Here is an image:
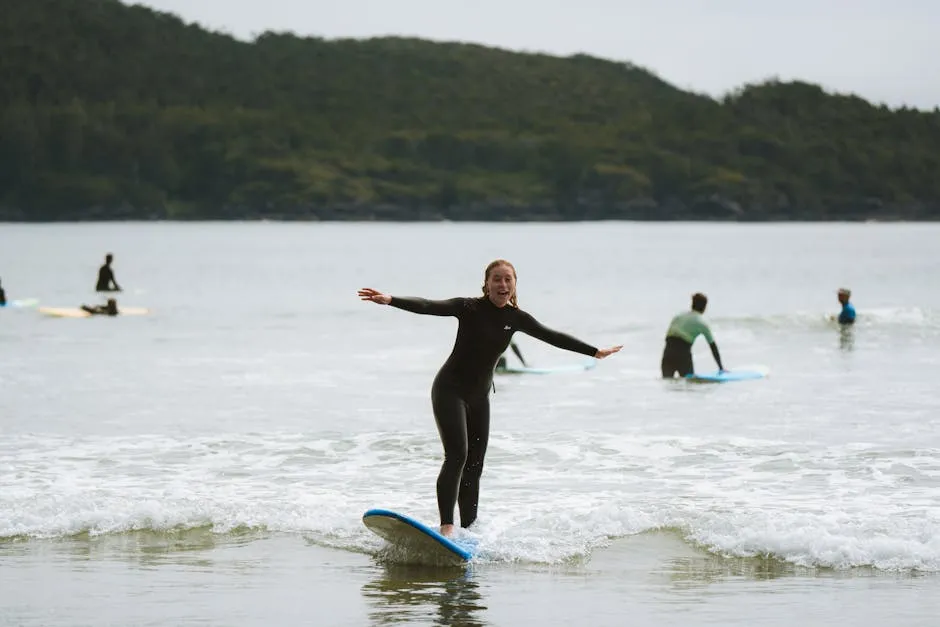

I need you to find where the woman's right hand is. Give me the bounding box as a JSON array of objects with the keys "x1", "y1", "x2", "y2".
[
  {"x1": 358, "y1": 288, "x2": 391, "y2": 305},
  {"x1": 594, "y1": 345, "x2": 623, "y2": 359}
]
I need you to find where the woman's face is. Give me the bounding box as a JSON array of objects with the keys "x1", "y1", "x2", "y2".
[{"x1": 485, "y1": 264, "x2": 516, "y2": 307}]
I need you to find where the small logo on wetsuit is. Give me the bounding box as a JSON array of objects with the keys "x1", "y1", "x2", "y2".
[{"x1": 503, "y1": 325, "x2": 512, "y2": 330}]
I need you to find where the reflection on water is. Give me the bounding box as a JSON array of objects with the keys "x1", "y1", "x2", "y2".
[
  {"x1": 664, "y1": 551, "x2": 933, "y2": 589},
  {"x1": 839, "y1": 325, "x2": 856, "y2": 351},
  {"x1": 665, "y1": 553, "x2": 817, "y2": 587},
  {"x1": 1, "y1": 527, "x2": 267, "y2": 572},
  {"x1": 362, "y1": 563, "x2": 487, "y2": 626},
  {"x1": 604, "y1": 530, "x2": 937, "y2": 598}
]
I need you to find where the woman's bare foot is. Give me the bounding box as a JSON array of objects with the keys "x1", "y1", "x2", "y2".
[{"x1": 439, "y1": 524, "x2": 455, "y2": 537}]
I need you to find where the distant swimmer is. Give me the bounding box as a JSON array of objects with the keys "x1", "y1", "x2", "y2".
[
  {"x1": 95, "y1": 254, "x2": 122, "y2": 292},
  {"x1": 81, "y1": 298, "x2": 119, "y2": 316},
  {"x1": 0, "y1": 278, "x2": 6, "y2": 306},
  {"x1": 661, "y1": 292, "x2": 725, "y2": 378},
  {"x1": 496, "y1": 341, "x2": 528, "y2": 371},
  {"x1": 833, "y1": 288, "x2": 856, "y2": 325},
  {"x1": 359, "y1": 259, "x2": 622, "y2": 538}
]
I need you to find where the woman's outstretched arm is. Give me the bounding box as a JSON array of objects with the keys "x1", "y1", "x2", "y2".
[
  {"x1": 359, "y1": 288, "x2": 466, "y2": 317},
  {"x1": 517, "y1": 311, "x2": 622, "y2": 359}
]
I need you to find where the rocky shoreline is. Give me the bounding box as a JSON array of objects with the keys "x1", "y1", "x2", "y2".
[{"x1": 2, "y1": 195, "x2": 936, "y2": 222}]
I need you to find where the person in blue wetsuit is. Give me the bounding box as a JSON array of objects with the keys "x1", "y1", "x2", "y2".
[
  {"x1": 359, "y1": 259, "x2": 622, "y2": 538},
  {"x1": 835, "y1": 288, "x2": 856, "y2": 325}
]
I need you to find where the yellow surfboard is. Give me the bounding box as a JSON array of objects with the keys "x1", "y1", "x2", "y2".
[{"x1": 39, "y1": 306, "x2": 150, "y2": 318}]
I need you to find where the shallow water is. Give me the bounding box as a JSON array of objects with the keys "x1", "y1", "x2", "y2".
[{"x1": 1, "y1": 221, "x2": 939, "y2": 625}]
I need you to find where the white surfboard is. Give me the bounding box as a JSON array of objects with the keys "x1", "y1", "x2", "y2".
[{"x1": 39, "y1": 306, "x2": 150, "y2": 318}]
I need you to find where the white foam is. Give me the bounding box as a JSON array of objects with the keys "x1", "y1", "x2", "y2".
[{"x1": 3, "y1": 431, "x2": 939, "y2": 571}]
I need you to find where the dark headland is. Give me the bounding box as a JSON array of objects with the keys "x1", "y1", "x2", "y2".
[{"x1": 2, "y1": 0, "x2": 938, "y2": 222}]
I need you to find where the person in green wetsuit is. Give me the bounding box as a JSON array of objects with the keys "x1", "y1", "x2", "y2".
[{"x1": 661, "y1": 293, "x2": 724, "y2": 378}]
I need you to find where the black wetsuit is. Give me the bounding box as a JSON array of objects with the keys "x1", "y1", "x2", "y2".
[
  {"x1": 661, "y1": 336, "x2": 694, "y2": 377},
  {"x1": 389, "y1": 296, "x2": 598, "y2": 527},
  {"x1": 0, "y1": 287, "x2": 6, "y2": 306},
  {"x1": 96, "y1": 264, "x2": 118, "y2": 292}
]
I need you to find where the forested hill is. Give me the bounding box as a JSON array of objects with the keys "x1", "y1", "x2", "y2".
[{"x1": 1, "y1": 0, "x2": 938, "y2": 221}]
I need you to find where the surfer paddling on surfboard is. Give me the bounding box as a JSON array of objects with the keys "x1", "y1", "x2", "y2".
[
  {"x1": 661, "y1": 292, "x2": 725, "y2": 378},
  {"x1": 80, "y1": 298, "x2": 119, "y2": 316},
  {"x1": 359, "y1": 259, "x2": 622, "y2": 537}
]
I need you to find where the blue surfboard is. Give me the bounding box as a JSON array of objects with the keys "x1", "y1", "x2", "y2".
[
  {"x1": 496, "y1": 359, "x2": 597, "y2": 375},
  {"x1": 362, "y1": 509, "x2": 477, "y2": 566},
  {"x1": 686, "y1": 368, "x2": 767, "y2": 383},
  {"x1": 1, "y1": 298, "x2": 39, "y2": 309}
]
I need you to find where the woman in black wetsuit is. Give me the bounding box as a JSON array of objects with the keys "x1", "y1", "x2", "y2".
[{"x1": 359, "y1": 259, "x2": 622, "y2": 537}]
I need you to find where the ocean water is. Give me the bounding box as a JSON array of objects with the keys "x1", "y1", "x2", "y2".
[{"x1": 1, "y1": 221, "x2": 939, "y2": 626}]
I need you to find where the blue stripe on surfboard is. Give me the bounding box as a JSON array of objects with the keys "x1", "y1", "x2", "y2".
[{"x1": 685, "y1": 369, "x2": 767, "y2": 382}]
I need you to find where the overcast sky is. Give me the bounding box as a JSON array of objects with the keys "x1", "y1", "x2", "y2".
[{"x1": 130, "y1": 0, "x2": 940, "y2": 109}]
